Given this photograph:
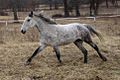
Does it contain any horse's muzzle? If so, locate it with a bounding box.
[21,30,26,34]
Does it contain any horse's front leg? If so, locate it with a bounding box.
[26,44,46,65]
[53,46,62,63]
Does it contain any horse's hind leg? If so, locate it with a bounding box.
[53,46,62,63]
[85,38,107,61]
[74,39,88,63]
[89,42,107,61]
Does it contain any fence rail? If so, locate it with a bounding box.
[0,20,24,26]
[0,15,120,26]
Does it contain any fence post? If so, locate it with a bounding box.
[94,17,96,21]
[6,21,8,26]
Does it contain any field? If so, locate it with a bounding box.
[0,17,120,80]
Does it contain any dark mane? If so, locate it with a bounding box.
[35,14,57,24]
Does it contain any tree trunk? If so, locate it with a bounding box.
[49,0,53,10]
[11,0,18,21]
[13,8,18,20]
[63,0,69,17]
[54,0,59,9]
[75,0,80,17]
[106,0,109,8]
[54,3,58,9]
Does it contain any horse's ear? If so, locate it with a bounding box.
[31,11,33,15]
[29,11,33,17]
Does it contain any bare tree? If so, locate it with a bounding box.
[49,0,53,10]
[63,0,69,17]
[53,0,59,9]
[74,0,80,16]
[10,0,18,20]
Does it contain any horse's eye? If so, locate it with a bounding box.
[27,19,30,22]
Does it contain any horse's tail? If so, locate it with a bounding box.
[83,24,104,41]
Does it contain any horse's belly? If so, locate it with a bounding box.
[57,35,78,46]
[56,31,82,46]
[44,36,77,46]
[58,39,75,46]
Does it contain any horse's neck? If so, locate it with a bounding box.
[36,19,49,33]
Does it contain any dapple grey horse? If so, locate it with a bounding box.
[21,11,107,65]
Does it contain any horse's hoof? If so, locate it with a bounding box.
[57,61,63,66]
[59,60,62,63]
[102,57,107,61]
[24,61,31,66]
[103,58,107,61]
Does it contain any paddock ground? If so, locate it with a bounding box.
[0,17,120,80]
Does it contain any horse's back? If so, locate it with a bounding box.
[63,23,89,31]
[57,23,90,39]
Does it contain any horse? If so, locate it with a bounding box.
[21,11,107,65]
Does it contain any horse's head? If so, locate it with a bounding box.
[21,11,37,34]
[21,11,56,34]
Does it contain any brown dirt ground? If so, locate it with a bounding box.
[0,17,120,80]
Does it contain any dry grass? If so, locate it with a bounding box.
[0,16,13,20]
[0,18,120,80]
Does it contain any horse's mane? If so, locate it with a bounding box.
[35,14,57,24]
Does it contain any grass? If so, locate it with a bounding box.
[0,16,13,20]
[0,17,120,80]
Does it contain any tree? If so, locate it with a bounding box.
[53,0,59,9]
[74,0,80,16]
[67,0,80,16]
[49,0,53,10]
[63,0,69,17]
[9,0,18,20]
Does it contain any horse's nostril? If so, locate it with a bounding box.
[21,30,26,34]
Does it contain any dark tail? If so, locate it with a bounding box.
[83,24,104,41]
